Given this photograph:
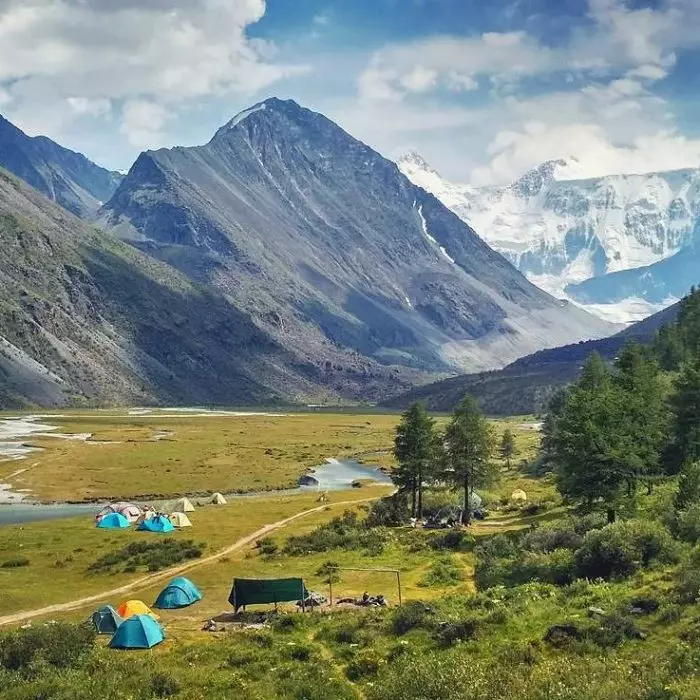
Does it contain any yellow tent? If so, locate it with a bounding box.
[175,497,195,513]
[211,492,227,505]
[511,489,528,502]
[170,511,193,527]
[116,599,159,620]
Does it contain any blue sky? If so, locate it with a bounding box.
[0,0,699,184]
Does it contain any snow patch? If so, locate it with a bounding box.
[416,204,455,264]
[571,296,679,325]
[226,102,267,130]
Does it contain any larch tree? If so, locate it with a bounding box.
[443,395,494,526]
[393,402,437,519]
[500,428,516,468]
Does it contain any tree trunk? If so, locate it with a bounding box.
[410,481,417,519]
[607,508,616,524]
[646,482,653,495]
[417,467,423,520]
[462,474,471,526]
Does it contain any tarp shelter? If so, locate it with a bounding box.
[174,497,195,513]
[91,605,123,634]
[98,502,142,523]
[117,600,159,620]
[169,511,192,528]
[109,614,165,650]
[154,576,203,609]
[97,513,130,529]
[137,514,175,533]
[211,493,227,505]
[511,489,528,502]
[229,578,309,612]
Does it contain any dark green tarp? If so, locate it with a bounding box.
[229,578,308,611]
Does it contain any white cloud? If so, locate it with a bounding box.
[120,100,172,150]
[66,96,111,117]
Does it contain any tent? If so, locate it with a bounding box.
[169,512,192,528]
[117,599,159,620]
[154,576,203,609]
[135,509,155,525]
[229,578,309,612]
[91,605,123,634]
[97,513,130,529]
[211,493,227,505]
[511,489,528,502]
[109,614,165,650]
[137,514,175,533]
[98,502,142,523]
[174,497,195,513]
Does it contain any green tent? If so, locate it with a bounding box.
[229,578,308,612]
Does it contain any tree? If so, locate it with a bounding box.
[393,402,437,519]
[670,357,700,468]
[443,395,494,526]
[551,353,628,523]
[500,428,516,468]
[540,386,569,471]
[674,460,700,512]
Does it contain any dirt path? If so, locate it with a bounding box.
[0,493,385,627]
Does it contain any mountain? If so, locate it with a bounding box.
[382,299,680,416]
[567,243,700,305]
[0,167,356,409]
[99,98,611,393]
[398,152,700,322]
[0,115,122,217]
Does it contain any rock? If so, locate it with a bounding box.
[544,624,581,647]
[588,607,606,617]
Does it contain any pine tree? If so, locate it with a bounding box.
[540,387,569,471]
[674,460,700,511]
[393,402,437,518]
[443,395,494,526]
[500,428,516,468]
[671,357,700,468]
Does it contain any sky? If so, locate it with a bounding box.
[1,0,699,184]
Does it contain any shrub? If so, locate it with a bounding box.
[657,604,682,624]
[365,494,409,527]
[430,530,475,552]
[390,601,434,635]
[0,622,96,673]
[346,650,381,681]
[575,520,678,581]
[677,545,700,603]
[418,557,463,588]
[256,537,278,555]
[1,558,29,568]
[271,615,299,632]
[584,614,643,648]
[149,672,181,697]
[88,539,203,573]
[315,561,340,584]
[434,620,478,648]
[334,624,360,645]
[521,523,583,553]
[675,502,700,543]
[289,644,312,662]
[511,548,576,586]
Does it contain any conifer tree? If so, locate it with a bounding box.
[671,357,700,468]
[393,402,437,518]
[500,428,516,468]
[443,395,494,526]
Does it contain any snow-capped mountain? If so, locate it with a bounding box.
[398,151,700,322]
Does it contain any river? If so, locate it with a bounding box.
[0,415,392,527]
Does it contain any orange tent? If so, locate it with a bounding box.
[116,599,159,620]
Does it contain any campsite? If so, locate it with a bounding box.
[0,384,699,699]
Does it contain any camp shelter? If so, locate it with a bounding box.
[135,509,155,525]
[117,600,159,620]
[211,492,227,505]
[154,576,203,609]
[229,578,309,612]
[169,511,192,528]
[91,605,123,634]
[174,497,195,512]
[511,489,528,502]
[97,513,130,529]
[109,614,165,650]
[98,502,142,523]
[137,514,175,533]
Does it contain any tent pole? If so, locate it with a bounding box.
[396,571,402,606]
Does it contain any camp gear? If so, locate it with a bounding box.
[154,576,203,609]
[229,578,309,612]
[96,513,130,529]
[210,493,227,505]
[137,514,175,533]
[117,600,159,620]
[169,511,192,528]
[174,497,195,512]
[91,605,123,634]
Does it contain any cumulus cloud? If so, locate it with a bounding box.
[120,100,173,150]
[0,0,307,147]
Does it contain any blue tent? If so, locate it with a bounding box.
[97,513,130,529]
[137,514,175,533]
[109,614,165,650]
[91,605,123,634]
[154,577,203,609]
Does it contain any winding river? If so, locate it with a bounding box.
[0,415,392,527]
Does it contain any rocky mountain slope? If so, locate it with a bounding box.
[99,98,611,389]
[398,152,700,322]
[0,115,121,217]
[383,299,680,415]
[0,168,363,409]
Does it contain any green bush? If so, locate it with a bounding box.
[88,539,203,573]
[575,520,678,581]
[256,537,278,555]
[0,622,96,673]
[511,548,576,586]
[1,558,30,568]
[675,502,700,543]
[315,560,340,584]
[346,650,381,681]
[434,619,478,647]
[149,671,181,697]
[677,545,700,603]
[390,601,434,635]
[365,494,410,527]
[429,530,475,552]
[418,556,463,588]
[520,522,584,553]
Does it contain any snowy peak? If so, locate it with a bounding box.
[511,157,582,196]
[212,97,304,139]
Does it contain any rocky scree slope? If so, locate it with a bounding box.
[0,168,348,409]
[0,115,121,217]
[100,98,611,386]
